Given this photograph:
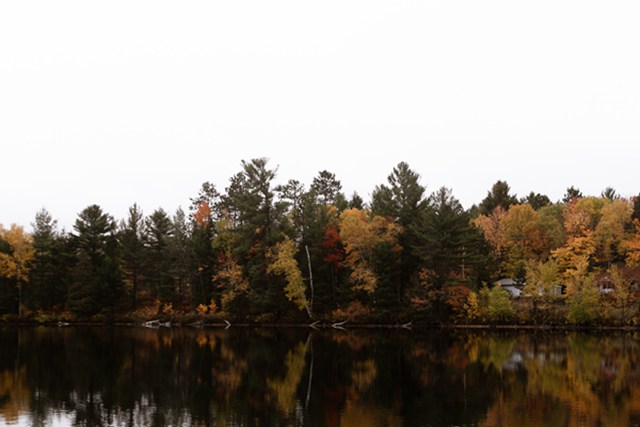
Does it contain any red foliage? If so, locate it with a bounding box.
[321,224,344,266]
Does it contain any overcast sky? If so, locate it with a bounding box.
[1,1,639,230]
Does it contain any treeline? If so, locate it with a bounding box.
[1,158,640,324]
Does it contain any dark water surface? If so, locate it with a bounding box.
[1,326,640,426]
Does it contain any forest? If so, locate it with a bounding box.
[2,158,640,325]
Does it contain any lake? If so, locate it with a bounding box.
[1,326,640,426]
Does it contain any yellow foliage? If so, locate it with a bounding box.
[267,341,308,414]
[213,255,249,311]
[162,303,173,316]
[624,219,640,266]
[552,234,596,281]
[338,208,401,294]
[196,304,209,317]
[464,291,480,320]
[267,238,308,313]
[593,198,632,264]
[0,224,35,284]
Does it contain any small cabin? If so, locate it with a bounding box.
[494,278,523,298]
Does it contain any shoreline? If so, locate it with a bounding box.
[2,319,640,331]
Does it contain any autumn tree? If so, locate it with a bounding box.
[0,224,35,316]
[536,204,566,255]
[592,198,632,267]
[277,177,339,316]
[603,265,636,325]
[338,208,401,298]
[499,204,544,276]
[211,211,249,314]
[624,219,640,267]
[524,259,561,323]
[473,206,508,278]
[565,263,600,325]
[320,223,345,310]
[267,237,310,318]
[552,197,606,279]
[477,284,515,323]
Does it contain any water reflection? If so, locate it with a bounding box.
[1,327,640,426]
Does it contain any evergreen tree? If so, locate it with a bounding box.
[68,205,122,316]
[370,185,395,217]
[348,192,365,210]
[310,170,342,205]
[478,180,518,215]
[190,182,219,306]
[563,186,583,203]
[376,162,428,308]
[168,208,192,308]
[412,187,484,320]
[224,158,285,316]
[118,204,147,309]
[29,209,71,310]
[601,186,619,201]
[146,208,174,301]
[521,192,551,210]
[632,194,640,223]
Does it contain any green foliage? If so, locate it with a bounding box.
[478,285,515,323]
[478,180,518,215]
[146,208,174,301]
[521,191,551,210]
[8,159,640,326]
[118,204,146,309]
[68,205,122,316]
[563,186,583,203]
[412,188,484,296]
[566,269,600,325]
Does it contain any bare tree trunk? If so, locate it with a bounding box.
[305,333,314,410]
[18,279,22,319]
[305,245,314,319]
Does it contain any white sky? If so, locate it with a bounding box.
[1,1,639,230]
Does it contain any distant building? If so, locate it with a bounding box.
[494,278,523,298]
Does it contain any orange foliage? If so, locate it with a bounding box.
[193,202,212,226]
[624,219,640,266]
[473,206,506,251]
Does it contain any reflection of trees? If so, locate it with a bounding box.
[0,366,29,424]
[267,340,308,415]
[2,328,640,426]
[477,333,640,427]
